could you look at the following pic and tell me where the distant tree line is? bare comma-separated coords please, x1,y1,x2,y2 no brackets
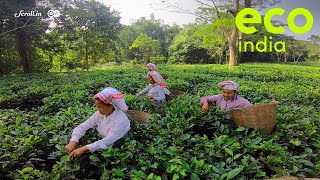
0,0,319,76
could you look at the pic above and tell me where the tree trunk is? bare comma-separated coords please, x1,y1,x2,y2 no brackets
228,0,239,68
297,54,302,62
85,31,89,71
284,53,288,62
15,30,33,74
245,0,251,8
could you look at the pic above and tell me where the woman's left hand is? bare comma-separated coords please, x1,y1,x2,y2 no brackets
69,145,89,158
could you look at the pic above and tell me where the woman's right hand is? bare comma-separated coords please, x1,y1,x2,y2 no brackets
65,141,77,154
202,103,209,113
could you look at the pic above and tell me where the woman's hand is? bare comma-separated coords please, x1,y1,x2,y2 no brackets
65,141,77,154
202,103,209,113
69,145,89,158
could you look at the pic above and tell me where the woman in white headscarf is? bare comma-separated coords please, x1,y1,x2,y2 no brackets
65,87,130,158
142,63,158,79
200,81,252,112
137,70,170,103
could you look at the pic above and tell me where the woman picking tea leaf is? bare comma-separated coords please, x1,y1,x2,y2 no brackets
144,63,158,78
201,81,252,112
65,87,130,158
137,70,170,103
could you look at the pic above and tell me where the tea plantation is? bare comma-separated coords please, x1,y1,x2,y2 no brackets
0,64,319,179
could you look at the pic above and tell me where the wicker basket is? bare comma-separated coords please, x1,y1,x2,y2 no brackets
170,90,186,96
161,74,169,80
127,110,151,125
230,103,277,134
269,177,320,180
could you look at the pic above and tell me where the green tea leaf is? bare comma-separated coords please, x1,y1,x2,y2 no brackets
22,167,33,173
301,160,314,167
225,148,233,156
233,154,242,160
172,174,179,180
212,165,223,174
60,155,70,162
290,139,301,146
226,166,244,180
190,173,200,180
235,127,246,131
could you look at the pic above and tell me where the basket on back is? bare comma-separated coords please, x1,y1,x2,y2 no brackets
230,103,277,134
170,90,185,96
160,74,169,80
127,110,151,125
165,90,186,101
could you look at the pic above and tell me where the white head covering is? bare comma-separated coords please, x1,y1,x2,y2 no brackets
217,81,240,91
94,87,128,111
149,71,171,95
147,63,158,72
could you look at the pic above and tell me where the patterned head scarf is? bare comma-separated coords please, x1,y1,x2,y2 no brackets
218,81,240,91
94,87,128,111
149,71,171,95
146,63,158,72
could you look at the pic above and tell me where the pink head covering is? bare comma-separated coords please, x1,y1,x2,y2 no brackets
218,81,240,91
149,71,166,87
94,87,128,111
147,63,158,72
149,71,171,95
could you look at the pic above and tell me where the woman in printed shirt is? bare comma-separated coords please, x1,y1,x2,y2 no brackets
137,70,170,103
65,87,130,158
200,81,252,112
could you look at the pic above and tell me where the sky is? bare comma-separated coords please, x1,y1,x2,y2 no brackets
98,0,200,25
99,0,320,39
261,0,320,39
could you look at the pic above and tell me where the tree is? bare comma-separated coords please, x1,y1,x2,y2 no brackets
157,0,281,67
52,0,122,70
0,0,49,74
286,40,308,63
168,24,213,64
130,33,161,64
307,35,320,61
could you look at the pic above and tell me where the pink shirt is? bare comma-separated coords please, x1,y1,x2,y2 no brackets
200,94,252,110
70,110,130,152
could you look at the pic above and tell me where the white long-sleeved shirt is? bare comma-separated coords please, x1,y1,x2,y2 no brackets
138,84,166,102
70,110,130,152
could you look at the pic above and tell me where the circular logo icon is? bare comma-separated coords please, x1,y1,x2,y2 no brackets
47,10,60,18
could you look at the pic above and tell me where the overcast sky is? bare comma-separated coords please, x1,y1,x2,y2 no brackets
98,0,200,25
98,0,319,39
261,0,320,39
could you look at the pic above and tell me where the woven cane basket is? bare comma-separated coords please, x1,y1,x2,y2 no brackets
170,90,186,96
161,74,169,80
230,103,277,134
127,110,151,125
269,177,320,180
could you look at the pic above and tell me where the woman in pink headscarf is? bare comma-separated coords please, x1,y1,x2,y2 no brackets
137,70,170,103
65,87,130,158
200,81,252,112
